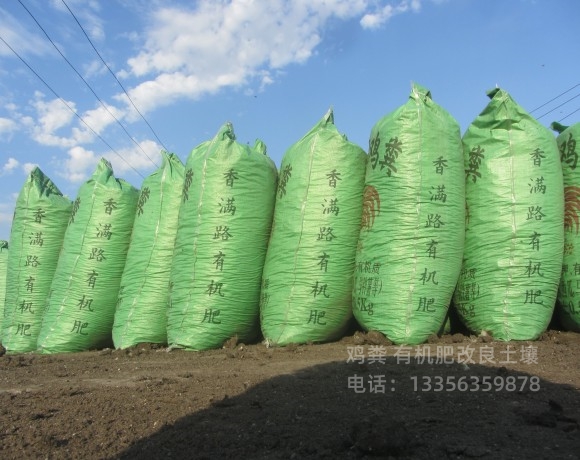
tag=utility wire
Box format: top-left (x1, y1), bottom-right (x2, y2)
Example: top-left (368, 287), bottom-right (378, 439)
top-left (530, 83), bottom-right (580, 114)
top-left (0, 34), bottom-right (145, 179)
top-left (536, 92), bottom-right (580, 120)
top-left (559, 106), bottom-right (580, 123)
top-left (60, 0), bottom-right (168, 152)
top-left (17, 0), bottom-right (159, 168)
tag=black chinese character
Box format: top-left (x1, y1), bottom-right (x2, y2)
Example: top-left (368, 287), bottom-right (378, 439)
top-left (425, 214), bottom-right (444, 228)
top-left (89, 248), bottom-right (106, 262)
top-left (307, 309), bottom-right (327, 325)
top-left (529, 231), bottom-right (541, 251)
top-left (206, 280), bottom-right (225, 297)
top-left (96, 223), bottom-right (112, 240)
top-left (278, 164), bottom-right (293, 198)
top-left (419, 268), bottom-right (439, 285)
top-left (529, 177), bottom-right (546, 194)
top-left (527, 206), bottom-right (546, 221)
top-left (466, 145), bottom-right (485, 183)
top-left (183, 168), bottom-right (194, 202)
top-left (433, 156), bottom-right (448, 175)
top-left (530, 148), bottom-right (545, 167)
top-left (29, 232), bottom-right (43, 247)
top-left (137, 187), bottom-right (151, 216)
top-left (322, 198), bottom-right (339, 216)
top-left (326, 169), bottom-right (341, 188)
top-left (214, 251), bottom-right (225, 271)
top-left (524, 290), bottom-right (543, 305)
top-left (201, 308), bottom-right (221, 324)
top-left (33, 208), bottom-right (46, 223)
top-left (87, 270), bottom-right (98, 289)
top-left (224, 169), bottom-right (239, 188)
top-left (103, 198), bottom-right (118, 215)
top-left (219, 197), bottom-right (236, 216)
top-left (427, 240), bottom-right (438, 259)
top-left (317, 252), bottom-right (329, 272)
top-left (317, 227), bottom-right (336, 241)
top-left (213, 226), bottom-right (232, 241)
top-left (69, 197), bottom-right (81, 224)
top-left (25, 255), bottom-right (40, 267)
top-left (560, 132), bottom-right (577, 170)
top-left (310, 281), bottom-right (330, 298)
top-left (77, 295), bottom-right (94, 312)
top-left (379, 137), bottom-right (402, 177)
top-left (430, 185), bottom-right (447, 203)
top-left (417, 297), bottom-right (435, 312)
top-left (71, 320), bottom-right (89, 335)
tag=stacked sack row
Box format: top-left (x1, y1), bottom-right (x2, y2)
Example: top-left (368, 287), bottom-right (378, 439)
top-left (0, 83), bottom-right (578, 354)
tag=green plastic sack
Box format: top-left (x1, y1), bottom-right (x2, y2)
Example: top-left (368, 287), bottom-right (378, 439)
top-left (0, 241), bottom-right (9, 344)
top-left (260, 109), bottom-right (367, 346)
top-left (552, 121), bottom-right (580, 332)
top-left (168, 123), bottom-right (277, 350)
top-left (453, 88), bottom-right (564, 340)
top-left (113, 152), bottom-right (185, 348)
top-left (37, 159), bottom-right (139, 353)
top-left (2, 168), bottom-right (71, 353)
top-left (353, 84), bottom-right (465, 345)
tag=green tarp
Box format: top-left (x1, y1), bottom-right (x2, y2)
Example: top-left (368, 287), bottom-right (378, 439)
top-left (552, 121), bottom-right (580, 332)
top-left (113, 152), bottom-right (185, 348)
top-left (2, 168), bottom-right (71, 353)
top-left (260, 109), bottom-right (366, 346)
top-left (353, 84), bottom-right (465, 345)
top-left (167, 123), bottom-right (277, 350)
top-left (37, 159), bottom-right (139, 353)
top-left (453, 88), bottom-right (564, 340)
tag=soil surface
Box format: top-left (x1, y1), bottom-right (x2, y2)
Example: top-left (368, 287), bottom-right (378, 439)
top-left (0, 329), bottom-right (579, 460)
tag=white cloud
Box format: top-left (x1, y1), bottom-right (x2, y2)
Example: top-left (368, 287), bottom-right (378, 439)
top-left (0, 208), bottom-right (13, 228)
top-left (0, 117), bottom-right (17, 137)
top-left (30, 94), bottom-right (78, 148)
top-left (84, 59), bottom-right (108, 79)
top-left (59, 145), bottom-right (99, 183)
top-left (49, 0), bottom-right (105, 42)
top-left (29, 93), bottom-right (126, 148)
top-left (2, 157), bottom-right (19, 175)
top-left (57, 138), bottom-right (160, 184)
top-left (360, 0), bottom-right (422, 29)
top-left (71, 103), bottom-right (126, 143)
top-left (22, 162), bottom-right (38, 175)
top-left (0, 7), bottom-right (53, 57)
top-left (6, 0), bottom-right (431, 190)
top-left (104, 139), bottom-right (161, 176)
top-left (121, 0), bottom-right (371, 113)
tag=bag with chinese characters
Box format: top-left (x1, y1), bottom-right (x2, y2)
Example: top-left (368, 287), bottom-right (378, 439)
top-left (552, 121), bottom-right (580, 332)
top-left (168, 123), bottom-right (277, 350)
top-left (353, 83), bottom-right (465, 345)
top-left (37, 159), bottom-right (139, 353)
top-left (2, 168), bottom-right (71, 353)
top-left (0, 240), bottom-right (7, 343)
top-left (260, 108), bottom-right (367, 346)
top-left (113, 152), bottom-right (185, 349)
top-left (453, 88), bottom-right (564, 340)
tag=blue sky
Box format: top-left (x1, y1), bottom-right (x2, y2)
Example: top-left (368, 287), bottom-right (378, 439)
top-left (0, 0), bottom-right (579, 240)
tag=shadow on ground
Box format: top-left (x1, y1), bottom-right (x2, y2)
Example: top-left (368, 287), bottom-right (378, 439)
top-left (117, 356), bottom-right (580, 460)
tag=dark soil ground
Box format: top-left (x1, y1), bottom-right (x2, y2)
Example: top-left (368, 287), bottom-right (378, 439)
top-left (0, 328), bottom-right (579, 460)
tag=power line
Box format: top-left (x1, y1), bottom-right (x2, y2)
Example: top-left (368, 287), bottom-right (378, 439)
top-left (530, 83), bottom-right (580, 114)
top-left (0, 34), bottom-right (145, 179)
top-left (536, 92), bottom-right (580, 120)
top-left (559, 106), bottom-right (580, 123)
top-left (60, 0), bottom-right (168, 152)
top-left (17, 0), bottom-right (159, 169)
